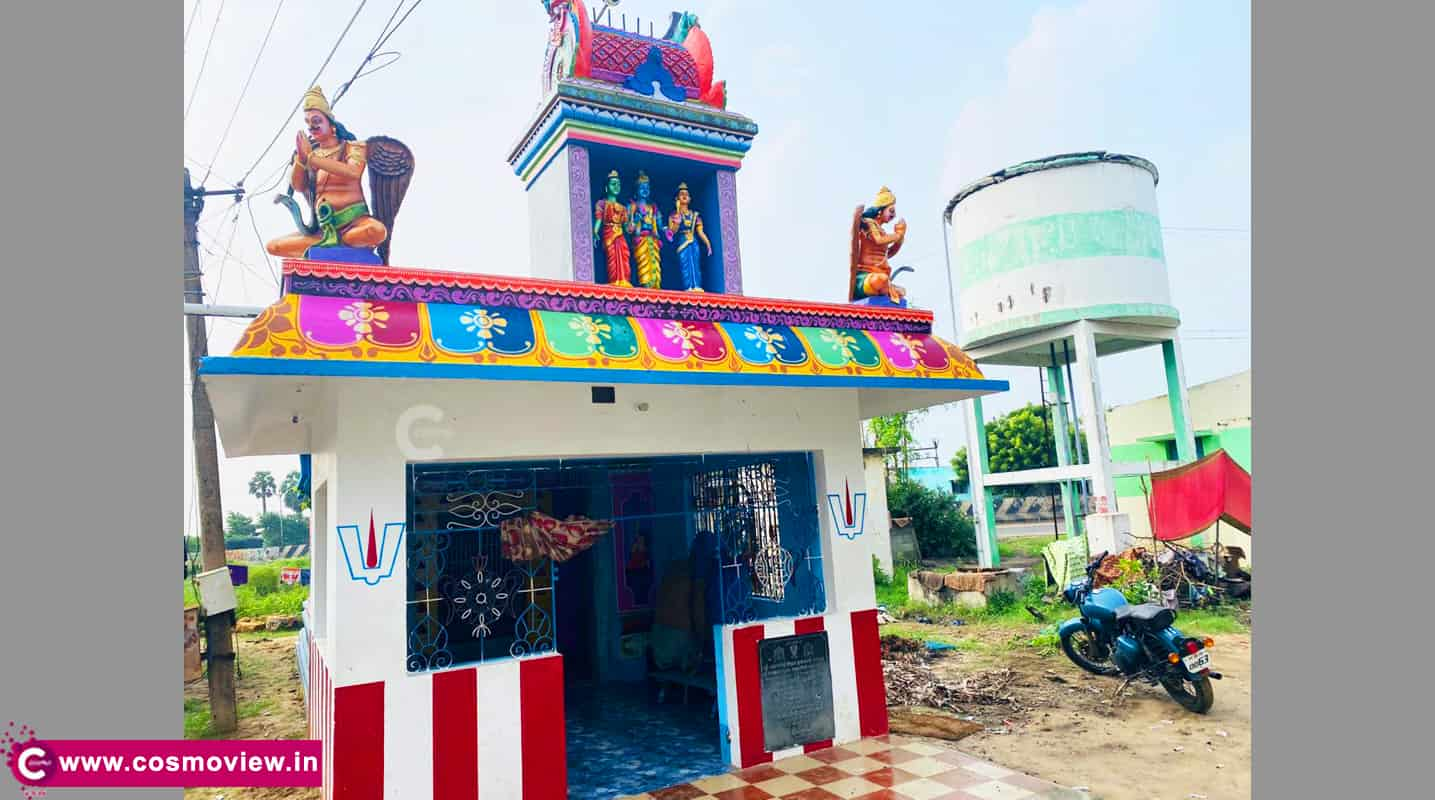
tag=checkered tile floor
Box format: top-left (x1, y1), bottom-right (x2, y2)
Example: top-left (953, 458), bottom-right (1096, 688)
top-left (617, 736), bottom-right (1085, 800)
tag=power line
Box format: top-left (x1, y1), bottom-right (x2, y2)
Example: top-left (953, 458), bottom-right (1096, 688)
top-left (203, 0), bottom-right (287, 185)
top-left (332, 0), bottom-right (425, 107)
top-left (238, 0), bottom-right (370, 185)
top-left (183, 0), bottom-right (229, 122)
top-left (184, 0), bottom-right (204, 50)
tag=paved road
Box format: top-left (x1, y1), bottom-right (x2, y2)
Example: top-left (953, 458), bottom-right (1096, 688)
top-left (996, 520), bottom-right (1069, 539)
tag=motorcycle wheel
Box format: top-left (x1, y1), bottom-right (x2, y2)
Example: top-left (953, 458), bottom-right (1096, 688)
top-left (1160, 674), bottom-right (1215, 714)
top-left (1060, 627), bottom-right (1120, 676)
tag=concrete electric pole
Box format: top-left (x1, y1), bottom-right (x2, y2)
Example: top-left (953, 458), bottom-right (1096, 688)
top-left (183, 167), bottom-right (244, 733)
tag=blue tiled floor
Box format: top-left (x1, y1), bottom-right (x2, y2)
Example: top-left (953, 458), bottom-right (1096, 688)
top-left (566, 680), bottom-right (726, 799)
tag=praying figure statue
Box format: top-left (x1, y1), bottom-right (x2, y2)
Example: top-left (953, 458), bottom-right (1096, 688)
top-left (625, 172), bottom-right (663, 289)
top-left (849, 185), bottom-right (908, 304)
top-left (666, 183), bottom-right (712, 292)
top-left (594, 170), bottom-right (633, 287)
top-left (267, 86), bottom-right (413, 263)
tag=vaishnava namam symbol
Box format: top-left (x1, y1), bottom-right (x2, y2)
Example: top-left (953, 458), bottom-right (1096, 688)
top-left (337, 511), bottom-right (406, 585)
top-left (827, 479), bottom-right (867, 540)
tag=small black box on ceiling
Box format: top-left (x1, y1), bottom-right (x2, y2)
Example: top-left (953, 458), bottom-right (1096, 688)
top-left (591, 386), bottom-right (616, 404)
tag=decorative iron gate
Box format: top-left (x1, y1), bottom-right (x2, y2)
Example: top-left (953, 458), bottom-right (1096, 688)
top-left (404, 453), bottom-right (824, 673)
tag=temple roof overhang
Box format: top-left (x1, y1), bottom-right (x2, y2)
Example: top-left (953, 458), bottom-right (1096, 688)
top-left (201, 261), bottom-right (1008, 456)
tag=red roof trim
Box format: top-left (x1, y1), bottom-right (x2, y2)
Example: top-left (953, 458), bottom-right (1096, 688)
top-left (282, 260), bottom-right (935, 325)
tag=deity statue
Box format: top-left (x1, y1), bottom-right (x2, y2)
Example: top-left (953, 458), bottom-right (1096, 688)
top-left (665, 183), bottom-right (712, 292)
top-left (849, 186), bottom-right (909, 304)
top-left (625, 172), bottom-right (663, 289)
top-left (594, 170), bottom-right (634, 287)
top-left (266, 86), bottom-right (413, 264)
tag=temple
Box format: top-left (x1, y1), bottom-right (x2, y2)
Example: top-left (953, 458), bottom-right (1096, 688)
top-left (202, 4), bottom-right (1008, 798)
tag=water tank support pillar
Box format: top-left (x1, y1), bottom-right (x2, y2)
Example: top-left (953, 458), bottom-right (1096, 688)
top-left (965, 397), bottom-right (1000, 568)
top-left (1070, 321), bottom-right (1115, 513)
top-left (1045, 363), bottom-right (1081, 538)
top-left (1162, 332), bottom-right (1202, 545)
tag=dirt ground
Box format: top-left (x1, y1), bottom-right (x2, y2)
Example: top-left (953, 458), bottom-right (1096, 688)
top-left (892, 622), bottom-right (1251, 800)
top-left (184, 634), bottom-right (319, 800)
top-left (182, 625), bottom-right (1248, 800)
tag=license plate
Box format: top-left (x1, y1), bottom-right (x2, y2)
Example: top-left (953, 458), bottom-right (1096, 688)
top-left (1182, 649), bottom-right (1211, 672)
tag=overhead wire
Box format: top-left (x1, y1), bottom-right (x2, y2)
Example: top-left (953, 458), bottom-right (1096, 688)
top-left (183, 0), bottom-right (204, 50)
top-left (183, 0), bottom-right (229, 122)
top-left (238, 0), bottom-right (370, 186)
top-left (331, 0), bottom-right (425, 108)
top-left (202, 0), bottom-right (287, 185)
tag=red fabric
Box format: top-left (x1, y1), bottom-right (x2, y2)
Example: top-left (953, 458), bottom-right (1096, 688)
top-left (500, 510), bottom-right (613, 563)
top-left (1149, 449), bottom-right (1252, 541)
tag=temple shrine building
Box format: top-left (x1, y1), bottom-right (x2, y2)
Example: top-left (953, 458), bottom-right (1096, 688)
top-left (202, 4), bottom-right (1008, 797)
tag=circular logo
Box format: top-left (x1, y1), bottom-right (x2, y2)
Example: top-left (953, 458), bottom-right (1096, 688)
top-left (12, 740), bottom-right (56, 786)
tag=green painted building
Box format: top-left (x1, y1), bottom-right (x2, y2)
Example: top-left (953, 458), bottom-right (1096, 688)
top-left (1107, 370), bottom-right (1251, 554)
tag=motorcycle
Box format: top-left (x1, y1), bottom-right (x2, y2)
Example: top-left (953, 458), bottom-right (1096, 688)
top-left (1058, 552), bottom-right (1220, 713)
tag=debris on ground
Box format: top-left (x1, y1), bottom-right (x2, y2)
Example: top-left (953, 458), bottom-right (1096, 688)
top-left (882, 635), bottom-right (1023, 713)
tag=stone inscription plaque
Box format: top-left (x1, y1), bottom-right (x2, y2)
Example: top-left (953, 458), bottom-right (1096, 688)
top-left (759, 631), bottom-right (835, 752)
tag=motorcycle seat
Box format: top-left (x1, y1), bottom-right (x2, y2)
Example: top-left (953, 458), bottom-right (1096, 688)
top-left (1116, 603), bottom-right (1175, 630)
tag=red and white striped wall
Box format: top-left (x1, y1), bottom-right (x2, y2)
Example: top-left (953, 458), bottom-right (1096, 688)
top-left (308, 651), bottom-right (566, 800)
top-left (307, 632), bottom-right (334, 798)
top-left (716, 608), bottom-right (888, 769)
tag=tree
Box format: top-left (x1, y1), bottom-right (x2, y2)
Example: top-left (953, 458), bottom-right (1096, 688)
top-left (867, 409), bottom-right (927, 476)
top-left (258, 512), bottom-right (284, 547)
top-left (259, 512), bottom-right (309, 547)
top-left (225, 512), bottom-right (257, 539)
top-left (951, 403), bottom-right (1086, 497)
top-left (280, 470), bottom-right (307, 515)
top-left (887, 478), bottom-right (975, 559)
top-left (248, 471), bottom-right (277, 516)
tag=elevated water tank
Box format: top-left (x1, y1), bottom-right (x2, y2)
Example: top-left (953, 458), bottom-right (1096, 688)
top-left (944, 152), bottom-right (1178, 350)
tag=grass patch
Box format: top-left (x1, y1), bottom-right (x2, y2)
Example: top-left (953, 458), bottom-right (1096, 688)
top-left (997, 535), bottom-right (1055, 560)
top-left (183, 578), bottom-right (308, 621)
top-left (1171, 606), bottom-right (1248, 636)
top-left (875, 561), bottom-right (914, 613)
top-left (183, 697), bottom-right (278, 740)
top-left (183, 697), bottom-right (210, 739)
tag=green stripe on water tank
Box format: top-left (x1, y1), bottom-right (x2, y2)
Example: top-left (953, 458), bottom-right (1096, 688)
top-left (959, 209), bottom-right (1166, 286)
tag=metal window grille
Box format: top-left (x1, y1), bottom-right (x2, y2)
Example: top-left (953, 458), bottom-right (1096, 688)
top-left (693, 453), bottom-right (824, 624)
top-left (406, 464), bottom-right (556, 672)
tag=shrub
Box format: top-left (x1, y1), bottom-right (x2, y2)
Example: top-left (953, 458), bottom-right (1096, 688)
top-left (224, 536), bottom-right (263, 550)
top-left (247, 564), bottom-right (280, 596)
top-left (1021, 573), bottom-right (1048, 607)
top-left (1110, 557), bottom-right (1160, 604)
top-left (872, 556), bottom-right (891, 587)
top-left (886, 478), bottom-right (975, 559)
top-left (985, 589), bottom-right (1017, 615)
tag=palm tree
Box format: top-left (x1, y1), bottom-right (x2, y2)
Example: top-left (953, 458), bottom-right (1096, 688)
top-left (280, 470), bottom-right (306, 514)
top-left (248, 471), bottom-right (277, 516)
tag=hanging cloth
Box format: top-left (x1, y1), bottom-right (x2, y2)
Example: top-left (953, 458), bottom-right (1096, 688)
top-left (499, 510), bottom-right (613, 563)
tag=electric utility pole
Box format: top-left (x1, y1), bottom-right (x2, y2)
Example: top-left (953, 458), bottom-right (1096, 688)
top-left (184, 167), bottom-right (244, 733)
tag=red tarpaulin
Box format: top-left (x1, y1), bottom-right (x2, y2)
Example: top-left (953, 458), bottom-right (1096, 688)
top-left (1148, 449), bottom-right (1252, 541)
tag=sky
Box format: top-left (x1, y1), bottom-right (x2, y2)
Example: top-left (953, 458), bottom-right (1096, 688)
top-left (182, 0), bottom-right (1250, 528)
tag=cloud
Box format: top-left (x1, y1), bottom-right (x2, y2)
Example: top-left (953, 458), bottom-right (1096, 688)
top-left (940, 0), bottom-right (1162, 194)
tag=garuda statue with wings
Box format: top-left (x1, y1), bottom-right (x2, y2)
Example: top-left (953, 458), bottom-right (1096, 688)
top-left (266, 86), bottom-right (414, 265)
top-left (849, 186), bottom-right (913, 307)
